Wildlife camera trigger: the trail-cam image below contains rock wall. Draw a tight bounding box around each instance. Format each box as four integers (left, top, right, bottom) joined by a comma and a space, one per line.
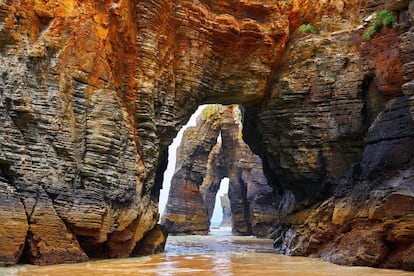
0, 0, 413, 270
162, 105, 277, 237
0, 0, 287, 265
243, 0, 414, 270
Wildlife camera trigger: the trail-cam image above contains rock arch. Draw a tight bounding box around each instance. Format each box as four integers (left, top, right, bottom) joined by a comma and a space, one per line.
162, 105, 277, 237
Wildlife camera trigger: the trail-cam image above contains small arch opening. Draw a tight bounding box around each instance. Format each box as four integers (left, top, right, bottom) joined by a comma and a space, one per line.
209, 177, 230, 230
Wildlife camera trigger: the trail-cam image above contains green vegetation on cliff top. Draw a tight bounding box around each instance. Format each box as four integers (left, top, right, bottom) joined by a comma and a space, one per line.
363, 10, 394, 40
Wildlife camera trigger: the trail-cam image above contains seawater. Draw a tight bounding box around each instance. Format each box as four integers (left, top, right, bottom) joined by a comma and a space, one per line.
2, 227, 414, 276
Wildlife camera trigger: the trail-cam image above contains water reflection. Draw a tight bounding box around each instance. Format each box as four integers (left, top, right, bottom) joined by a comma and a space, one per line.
3, 229, 414, 276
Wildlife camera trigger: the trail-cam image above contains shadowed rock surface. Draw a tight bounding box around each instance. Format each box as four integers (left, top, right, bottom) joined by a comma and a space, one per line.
0, 0, 413, 270
132, 224, 168, 256
220, 194, 232, 227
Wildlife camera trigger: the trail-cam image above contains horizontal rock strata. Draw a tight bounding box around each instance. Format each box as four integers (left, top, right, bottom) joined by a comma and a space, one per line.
243, 0, 414, 270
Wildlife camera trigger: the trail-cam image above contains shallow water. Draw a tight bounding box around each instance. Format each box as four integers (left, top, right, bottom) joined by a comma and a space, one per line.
2, 227, 414, 276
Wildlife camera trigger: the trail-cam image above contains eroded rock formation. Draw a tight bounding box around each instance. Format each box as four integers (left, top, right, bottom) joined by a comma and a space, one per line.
243, 0, 414, 270
161, 106, 223, 235
0, 0, 413, 270
132, 224, 168, 256
0, 0, 286, 265
162, 105, 277, 237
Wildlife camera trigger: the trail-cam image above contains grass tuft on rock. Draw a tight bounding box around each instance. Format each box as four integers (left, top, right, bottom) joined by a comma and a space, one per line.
298, 24, 318, 34
363, 10, 394, 40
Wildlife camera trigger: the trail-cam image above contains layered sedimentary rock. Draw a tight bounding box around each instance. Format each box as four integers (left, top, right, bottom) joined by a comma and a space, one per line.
219, 107, 277, 236
162, 105, 277, 237
161, 107, 223, 234
0, 180, 28, 266
243, 0, 414, 270
0, 0, 287, 265
132, 224, 168, 256
269, 95, 414, 269
0, 0, 413, 270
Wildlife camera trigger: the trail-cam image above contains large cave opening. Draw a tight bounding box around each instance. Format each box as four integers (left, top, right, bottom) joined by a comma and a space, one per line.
160, 104, 278, 237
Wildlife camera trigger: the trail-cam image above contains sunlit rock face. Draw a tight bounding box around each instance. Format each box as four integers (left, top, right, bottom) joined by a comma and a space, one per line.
0, 0, 287, 265
162, 105, 277, 237
0, 0, 413, 270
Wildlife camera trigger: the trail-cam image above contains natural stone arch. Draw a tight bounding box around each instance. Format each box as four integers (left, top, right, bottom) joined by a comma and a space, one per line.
162, 105, 277, 237
200, 140, 228, 223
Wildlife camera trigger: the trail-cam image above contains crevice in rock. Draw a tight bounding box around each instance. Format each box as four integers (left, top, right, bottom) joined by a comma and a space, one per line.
20, 194, 38, 222
0, 160, 14, 185
151, 148, 168, 203
19, 228, 34, 265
